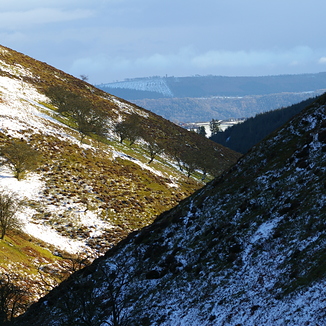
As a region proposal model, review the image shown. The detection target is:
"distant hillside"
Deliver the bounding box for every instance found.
[96,74,326,122]
[211,96,319,153]
[130,91,324,122]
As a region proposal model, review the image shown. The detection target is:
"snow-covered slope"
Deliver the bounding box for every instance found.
[12,93,326,324]
[0,72,89,253]
[100,77,174,97]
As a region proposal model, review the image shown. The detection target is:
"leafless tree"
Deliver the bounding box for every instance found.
[37,253,93,293]
[142,135,164,164]
[0,191,22,240]
[80,75,89,82]
[56,259,133,326]
[0,273,28,323]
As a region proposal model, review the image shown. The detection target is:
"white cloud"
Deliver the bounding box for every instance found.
[192,47,315,69]
[0,8,93,30]
[318,57,326,64]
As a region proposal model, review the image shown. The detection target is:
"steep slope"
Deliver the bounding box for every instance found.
[12,90,326,324]
[0,45,240,318]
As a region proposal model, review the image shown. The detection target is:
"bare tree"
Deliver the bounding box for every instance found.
[72,102,107,143]
[56,260,133,326]
[44,86,75,113]
[80,74,89,81]
[0,191,22,240]
[99,263,132,326]
[38,253,93,293]
[0,140,41,180]
[182,151,199,178]
[0,273,28,323]
[114,121,129,144]
[142,135,164,164]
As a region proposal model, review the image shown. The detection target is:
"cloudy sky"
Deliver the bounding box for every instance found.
[2,0,326,84]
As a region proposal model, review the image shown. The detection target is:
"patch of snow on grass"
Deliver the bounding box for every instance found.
[0,59,34,78]
[0,166,90,254]
[0,167,43,200]
[21,211,87,254]
[112,98,149,118]
[0,76,96,148]
[250,218,280,244]
[0,77,54,136]
[78,210,113,237]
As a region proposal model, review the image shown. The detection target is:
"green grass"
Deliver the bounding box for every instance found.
[0,230,62,275]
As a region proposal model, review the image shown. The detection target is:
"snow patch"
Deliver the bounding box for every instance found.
[100,77,174,97]
[0,167,44,200]
[0,167,90,254]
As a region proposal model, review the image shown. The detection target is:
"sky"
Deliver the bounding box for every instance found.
[2,0,326,84]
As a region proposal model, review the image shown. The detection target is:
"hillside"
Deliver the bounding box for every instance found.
[211,96,319,153]
[0,44,240,320]
[131,92,324,122]
[11,87,326,324]
[97,75,326,122]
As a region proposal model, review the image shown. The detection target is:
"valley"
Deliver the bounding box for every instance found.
[11,88,326,326]
[0,45,240,321]
[1,45,325,325]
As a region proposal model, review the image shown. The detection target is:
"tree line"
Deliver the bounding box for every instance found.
[45,86,107,143]
[44,86,223,178]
